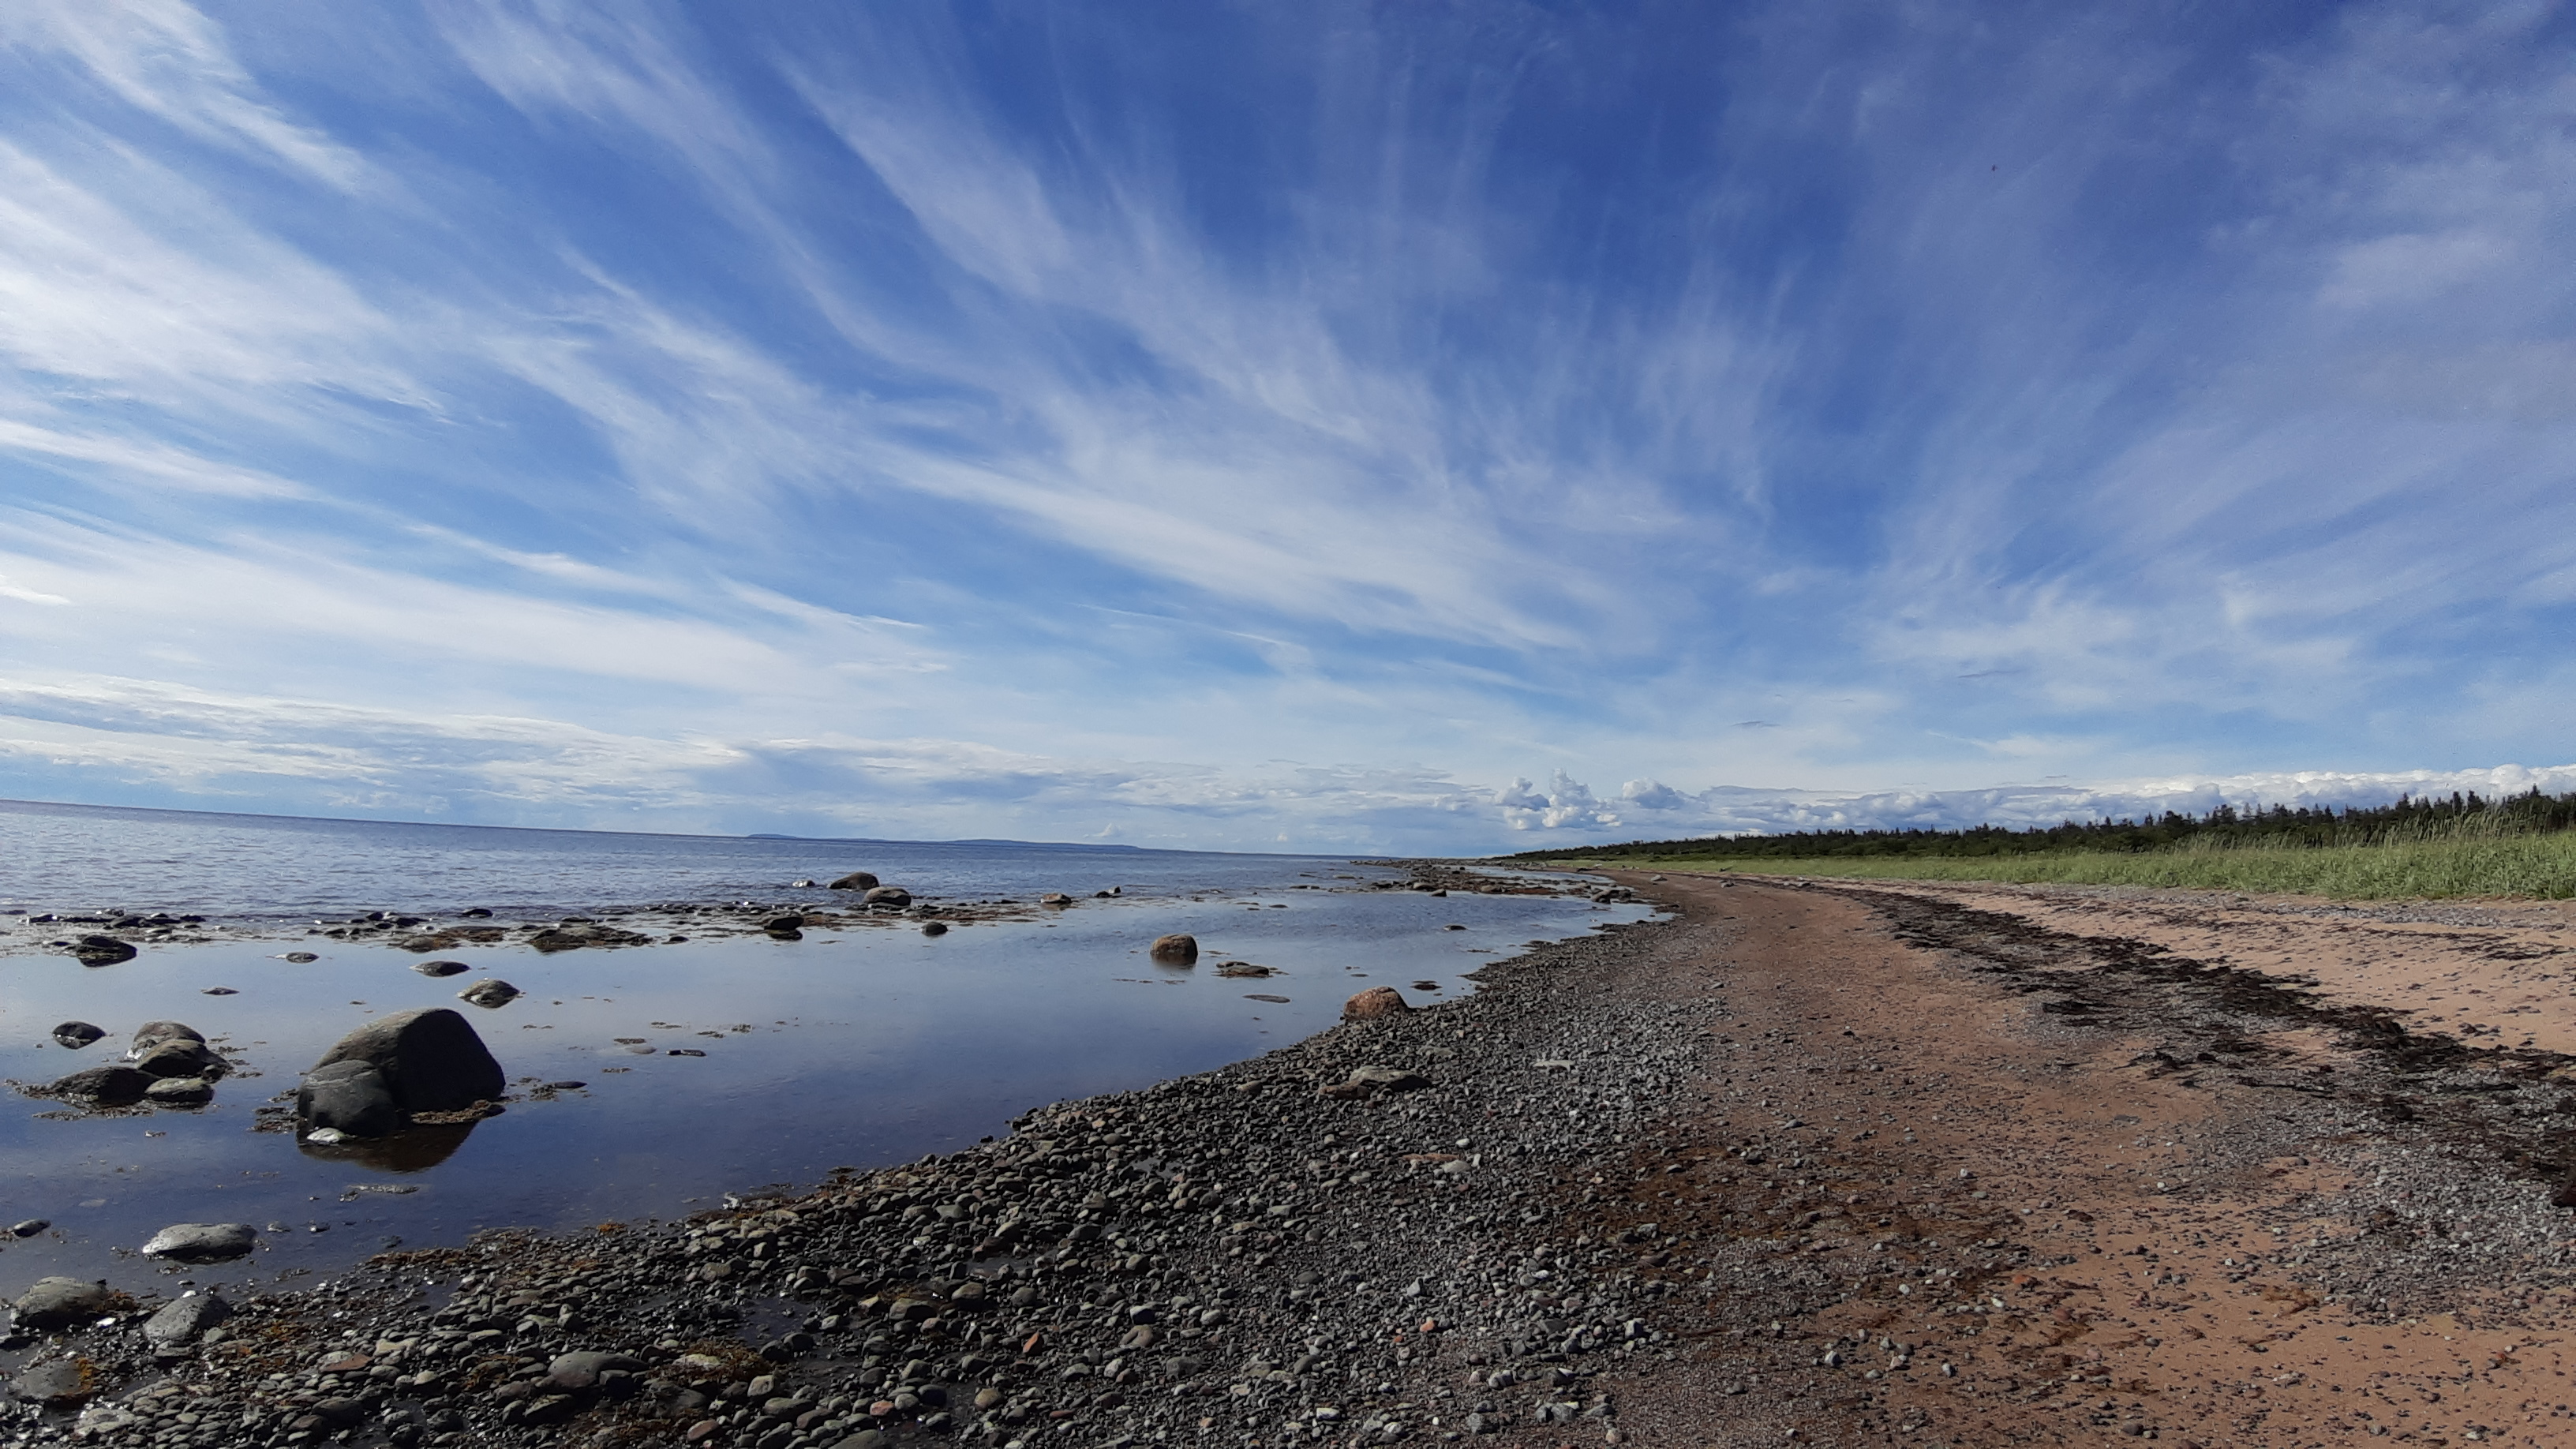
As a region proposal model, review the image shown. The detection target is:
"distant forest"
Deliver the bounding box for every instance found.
[1507,788,2576,862]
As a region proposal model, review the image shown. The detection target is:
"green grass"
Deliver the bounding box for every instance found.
[1528,829,2576,900]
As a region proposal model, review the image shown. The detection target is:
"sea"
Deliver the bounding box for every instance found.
[0,799,1643,1291]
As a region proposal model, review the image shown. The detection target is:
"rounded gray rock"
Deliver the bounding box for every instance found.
[49,1021,103,1049]
[11,1276,114,1330]
[140,1222,257,1263]
[458,979,521,1009]
[144,1076,214,1106]
[142,1292,231,1347]
[312,1005,504,1112]
[828,871,881,891]
[861,886,912,910]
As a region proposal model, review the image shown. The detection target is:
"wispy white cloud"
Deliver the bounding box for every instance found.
[1,0,369,188]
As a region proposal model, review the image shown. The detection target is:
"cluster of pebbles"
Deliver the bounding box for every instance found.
[0,892,1692,1449]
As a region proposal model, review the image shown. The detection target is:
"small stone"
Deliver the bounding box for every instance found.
[414,960,470,977]
[9,1220,48,1237]
[1150,934,1200,964]
[284,951,319,963]
[921,921,948,936]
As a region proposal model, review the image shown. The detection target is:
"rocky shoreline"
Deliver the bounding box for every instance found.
[0,874,1694,1449]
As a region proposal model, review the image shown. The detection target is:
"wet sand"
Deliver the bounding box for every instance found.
[12,871,2576,1448]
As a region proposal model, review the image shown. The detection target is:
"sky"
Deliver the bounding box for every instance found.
[1,1,2571,855]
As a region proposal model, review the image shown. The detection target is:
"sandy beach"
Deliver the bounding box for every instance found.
[10,869,2576,1448]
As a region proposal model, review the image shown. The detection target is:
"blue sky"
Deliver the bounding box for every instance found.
[2,1,2571,853]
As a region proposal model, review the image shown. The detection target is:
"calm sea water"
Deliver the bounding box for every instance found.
[0,800,1641,1296]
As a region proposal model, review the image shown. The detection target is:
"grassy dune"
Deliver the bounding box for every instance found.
[1537,829,2576,900]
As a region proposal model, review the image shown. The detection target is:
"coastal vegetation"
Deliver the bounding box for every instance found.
[1510,788,2576,899]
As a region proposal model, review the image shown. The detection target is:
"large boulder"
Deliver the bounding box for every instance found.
[309,1007,503,1114]
[1342,987,1410,1021]
[1149,934,1200,964]
[860,886,912,910]
[46,1065,150,1106]
[297,1060,403,1136]
[11,1277,114,1330]
[828,871,880,891]
[139,1223,256,1263]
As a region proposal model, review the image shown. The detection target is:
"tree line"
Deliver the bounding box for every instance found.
[1505,788,2576,862]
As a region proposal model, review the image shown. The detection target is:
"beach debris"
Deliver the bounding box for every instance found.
[1150,933,1200,963]
[68,934,135,966]
[828,871,880,890]
[50,1021,103,1049]
[139,1222,257,1263]
[305,1127,347,1144]
[458,979,522,1008]
[1342,987,1411,1021]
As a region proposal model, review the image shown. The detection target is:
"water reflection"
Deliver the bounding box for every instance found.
[295,1121,481,1173]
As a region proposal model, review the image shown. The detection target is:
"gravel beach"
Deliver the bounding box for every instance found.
[11,871,2576,1448]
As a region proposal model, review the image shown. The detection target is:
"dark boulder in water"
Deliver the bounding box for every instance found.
[309,1006,504,1114]
[828,871,880,891]
[47,1065,151,1106]
[414,959,470,977]
[861,886,912,909]
[50,1021,103,1049]
[69,934,135,965]
[1150,934,1200,963]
